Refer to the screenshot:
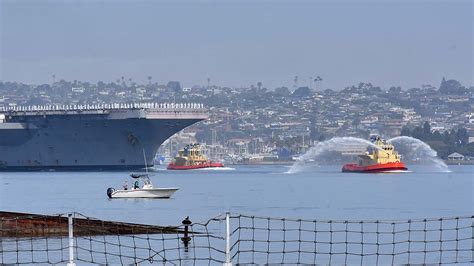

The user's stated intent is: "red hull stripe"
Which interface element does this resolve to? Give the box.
[167,163,224,170]
[342,162,407,173]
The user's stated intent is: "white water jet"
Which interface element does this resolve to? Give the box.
[387,136,450,172]
[287,137,380,173]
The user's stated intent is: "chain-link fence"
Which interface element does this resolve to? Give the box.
[1,211,472,265]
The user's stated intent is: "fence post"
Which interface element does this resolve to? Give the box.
[181,216,192,251]
[223,212,232,266]
[67,213,76,266]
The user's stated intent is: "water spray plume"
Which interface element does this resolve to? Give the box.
[387,136,450,172]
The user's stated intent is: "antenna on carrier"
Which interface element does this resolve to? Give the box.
[142,148,149,175]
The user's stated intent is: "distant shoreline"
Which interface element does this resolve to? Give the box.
[227,160,474,166]
[228,161,295,166]
[444,160,474,165]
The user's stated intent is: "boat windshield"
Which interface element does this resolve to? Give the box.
[130,173,152,186]
[130,173,147,179]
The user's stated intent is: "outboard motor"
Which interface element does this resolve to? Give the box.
[107,187,115,198]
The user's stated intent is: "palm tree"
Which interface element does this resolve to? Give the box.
[257,81,262,90]
[314,76,323,90]
[147,76,152,85]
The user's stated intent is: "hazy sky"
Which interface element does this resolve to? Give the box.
[1,0,472,90]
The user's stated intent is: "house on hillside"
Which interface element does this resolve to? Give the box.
[447,152,464,161]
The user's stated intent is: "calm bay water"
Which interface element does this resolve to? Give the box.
[0,165,472,226]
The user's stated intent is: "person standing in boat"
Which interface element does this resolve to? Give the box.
[134,179,140,189]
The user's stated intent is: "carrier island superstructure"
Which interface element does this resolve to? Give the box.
[0,103,207,170]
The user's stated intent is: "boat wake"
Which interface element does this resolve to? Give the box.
[149,167,167,172]
[195,167,236,171]
[378,170,412,173]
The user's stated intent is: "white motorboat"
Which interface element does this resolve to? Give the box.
[107,174,179,199]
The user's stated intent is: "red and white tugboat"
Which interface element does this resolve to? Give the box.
[167,143,224,170]
[342,136,407,173]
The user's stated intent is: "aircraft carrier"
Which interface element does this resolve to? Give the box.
[0,103,207,170]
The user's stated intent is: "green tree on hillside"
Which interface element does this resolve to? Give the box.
[400,122,472,158]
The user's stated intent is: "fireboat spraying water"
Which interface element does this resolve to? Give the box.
[342,136,407,173]
[288,135,448,174]
[288,137,381,173]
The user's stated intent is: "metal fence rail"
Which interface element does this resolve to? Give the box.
[1,211,472,265]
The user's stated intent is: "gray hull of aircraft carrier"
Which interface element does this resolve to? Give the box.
[0,104,207,171]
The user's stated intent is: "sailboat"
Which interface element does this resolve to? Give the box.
[106,150,180,198]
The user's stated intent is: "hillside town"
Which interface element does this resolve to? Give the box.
[0,77,473,162]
